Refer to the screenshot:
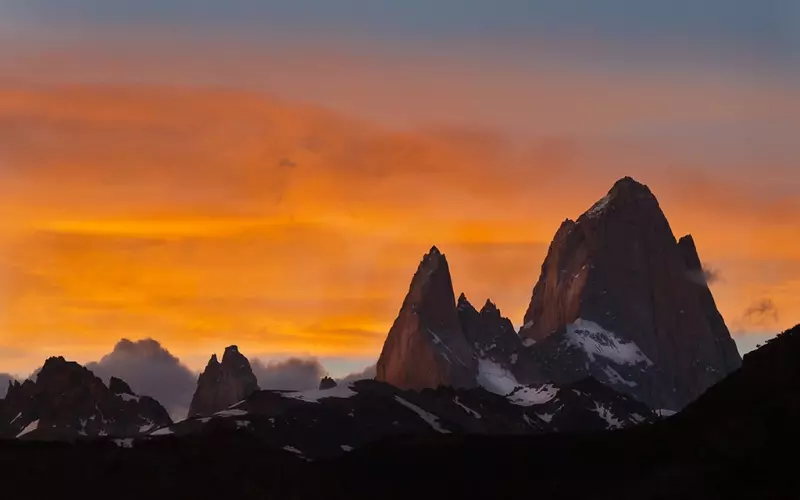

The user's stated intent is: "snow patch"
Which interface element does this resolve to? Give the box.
[565,319,653,366]
[230,400,246,409]
[394,396,451,434]
[114,438,134,448]
[283,446,303,455]
[9,412,22,425]
[508,384,559,406]
[591,402,623,429]
[510,353,518,365]
[656,409,677,418]
[537,413,554,423]
[586,194,611,217]
[151,427,174,436]
[522,414,538,428]
[236,420,250,429]
[427,329,467,366]
[16,419,39,438]
[340,445,354,452]
[477,359,520,396]
[602,366,638,387]
[199,417,211,424]
[631,413,646,423]
[453,397,481,419]
[282,384,356,403]
[120,393,140,402]
[521,337,536,347]
[213,409,248,418]
[138,423,154,433]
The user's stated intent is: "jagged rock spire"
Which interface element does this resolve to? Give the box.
[188,346,260,418]
[376,247,477,390]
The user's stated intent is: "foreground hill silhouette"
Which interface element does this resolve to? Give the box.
[0,323,796,498]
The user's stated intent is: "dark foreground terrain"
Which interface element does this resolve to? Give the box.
[2,324,799,500]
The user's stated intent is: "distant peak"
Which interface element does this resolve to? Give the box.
[208,354,220,365]
[428,245,442,257]
[480,299,499,314]
[457,292,470,305]
[224,345,239,354]
[109,376,134,396]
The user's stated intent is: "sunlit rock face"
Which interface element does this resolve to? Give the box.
[520,177,742,410]
[376,247,477,391]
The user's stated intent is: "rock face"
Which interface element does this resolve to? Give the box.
[188,346,260,417]
[519,177,742,410]
[0,357,171,440]
[458,295,542,385]
[319,377,337,390]
[376,247,477,390]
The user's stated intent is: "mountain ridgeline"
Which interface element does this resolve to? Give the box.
[376,177,741,411]
[0,177,742,448]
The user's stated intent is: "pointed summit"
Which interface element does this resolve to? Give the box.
[457,292,473,310]
[376,248,477,390]
[520,178,741,410]
[188,347,260,417]
[480,299,499,315]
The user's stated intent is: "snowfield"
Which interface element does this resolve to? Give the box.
[282,384,357,403]
[565,319,653,366]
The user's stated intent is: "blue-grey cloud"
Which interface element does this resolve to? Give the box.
[251,357,325,391]
[337,364,376,385]
[0,373,16,398]
[86,339,197,421]
[4,0,796,67]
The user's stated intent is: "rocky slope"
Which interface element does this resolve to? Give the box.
[0,357,171,440]
[188,346,260,418]
[458,294,542,386]
[147,377,655,460]
[519,177,741,409]
[376,246,477,390]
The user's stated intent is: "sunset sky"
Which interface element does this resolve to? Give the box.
[0,1,798,379]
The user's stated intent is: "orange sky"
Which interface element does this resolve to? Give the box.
[0,75,798,376]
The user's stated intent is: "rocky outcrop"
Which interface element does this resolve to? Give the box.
[0,357,171,440]
[376,247,477,390]
[458,294,541,384]
[188,346,260,417]
[519,177,742,410]
[319,377,337,390]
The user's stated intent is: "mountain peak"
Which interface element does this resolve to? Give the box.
[109,376,134,396]
[189,346,260,418]
[520,178,741,410]
[457,293,473,310]
[480,299,499,315]
[376,248,477,390]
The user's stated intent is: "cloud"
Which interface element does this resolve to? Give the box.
[86,339,197,421]
[251,357,326,391]
[337,364,376,385]
[688,264,723,286]
[742,299,780,327]
[0,373,16,398]
[702,266,722,285]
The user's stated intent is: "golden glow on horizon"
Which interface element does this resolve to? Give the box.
[0,85,798,376]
